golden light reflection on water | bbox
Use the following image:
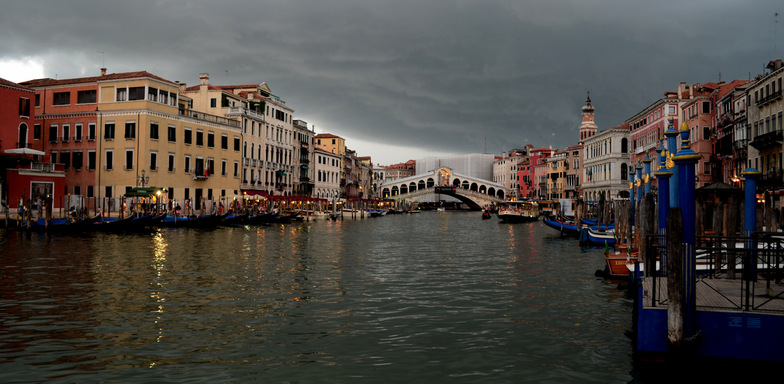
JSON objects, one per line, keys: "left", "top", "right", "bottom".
{"left": 150, "top": 232, "right": 168, "bottom": 345}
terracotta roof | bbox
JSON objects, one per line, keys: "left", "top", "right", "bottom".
{"left": 20, "top": 71, "right": 178, "bottom": 88}
{"left": 0, "top": 77, "right": 34, "bottom": 92}
{"left": 315, "top": 133, "right": 343, "bottom": 139}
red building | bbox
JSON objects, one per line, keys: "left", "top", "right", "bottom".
{"left": 518, "top": 146, "right": 555, "bottom": 199}
{"left": 1, "top": 77, "right": 65, "bottom": 210}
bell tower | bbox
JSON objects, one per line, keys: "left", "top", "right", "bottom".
{"left": 579, "top": 92, "right": 598, "bottom": 144}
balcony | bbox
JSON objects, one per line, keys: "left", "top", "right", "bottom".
{"left": 180, "top": 108, "right": 241, "bottom": 128}
{"left": 755, "top": 90, "right": 783, "bottom": 107}
{"left": 734, "top": 138, "right": 749, "bottom": 150}
{"left": 225, "top": 106, "right": 265, "bottom": 122}
{"left": 749, "top": 130, "right": 783, "bottom": 150}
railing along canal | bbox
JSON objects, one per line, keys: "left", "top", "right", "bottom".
{"left": 642, "top": 232, "right": 784, "bottom": 313}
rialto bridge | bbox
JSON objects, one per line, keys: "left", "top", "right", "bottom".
{"left": 379, "top": 167, "right": 506, "bottom": 209}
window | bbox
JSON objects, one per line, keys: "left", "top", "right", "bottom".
{"left": 53, "top": 92, "right": 70, "bottom": 105}
{"left": 704, "top": 161, "right": 710, "bottom": 175}
{"left": 61, "top": 124, "right": 70, "bottom": 142}
{"left": 105, "top": 122, "right": 115, "bottom": 139}
{"left": 196, "top": 130, "right": 204, "bottom": 146}
{"left": 116, "top": 88, "right": 127, "bottom": 101}
{"left": 703, "top": 127, "right": 710, "bottom": 140}
{"left": 87, "top": 150, "right": 96, "bottom": 170}
{"left": 87, "top": 185, "right": 94, "bottom": 198}
{"left": 61, "top": 151, "right": 70, "bottom": 170}
{"left": 125, "top": 149, "right": 134, "bottom": 170}
{"left": 88, "top": 123, "right": 96, "bottom": 141}
{"left": 105, "top": 150, "right": 113, "bottom": 170}
{"left": 168, "top": 125, "right": 176, "bottom": 142}
{"left": 75, "top": 123, "right": 82, "bottom": 142}
{"left": 207, "top": 132, "right": 215, "bottom": 148}
{"left": 234, "top": 136, "right": 240, "bottom": 151}
{"left": 51, "top": 151, "right": 58, "bottom": 165}
{"left": 124, "top": 121, "right": 136, "bottom": 139}
{"left": 73, "top": 151, "right": 83, "bottom": 171}
{"left": 184, "top": 128, "right": 192, "bottom": 144}
{"left": 159, "top": 90, "right": 168, "bottom": 105}
{"left": 34, "top": 124, "right": 41, "bottom": 140}
{"left": 210, "top": 98, "right": 217, "bottom": 108}
{"left": 184, "top": 155, "right": 191, "bottom": 174}
{"left": 49, "top": 124, "right": 58, "bottom": 143}
{"left": 168, "top": 153, "right": 175, "bottom": 172}
{"left": 147, "top": 87, "right": 157, "bottom": 102}
{"left": 233, "top": 161, "right": 239, "bottom": 177}
{"left": 77, "top": 90, "right": 96, "bottom": 104}
{"left": 221, "top": 159, "right": 227, "bottom": 176}
{"left": 105, "top": 186, "right": 112, "bottom": 198}
{"left": 35, "top": 94, "right": 40, "bottom": 107}
{"left": 128, "top": 86, "right": 145, "bottom": 101}
{"left": 150, "top": 122, "right": 159, "bottom": 139}
{"left": 19, "top": 97, "right": 30, "bottom": 117}
{"left": 150, "top": 151, "right": 158, "bottom": 171}
{"left": 221, "top": 134, "right": 228, "bottom": 149}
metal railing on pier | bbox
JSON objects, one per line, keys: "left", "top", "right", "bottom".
{"left": 642, "top": 233, "right": 784, "bottom": 314}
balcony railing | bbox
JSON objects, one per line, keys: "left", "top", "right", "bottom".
{"left": 756, "top": 90, "right": 783, "bottom": 107}
{"left": 749, "top": 130, "right": 783, "bottom": 150}
{"left": 225, "top": 106, "right": 265, "bottom": 122}
{"left": 180, "top": 108, "right": 241, "bottom": 127}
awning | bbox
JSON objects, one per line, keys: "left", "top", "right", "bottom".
{"left": 276, "top": 170, "right": 286, "bottom": 177}
{"left": 242, "top": 190, "right": 271, "bottom": 198}
{"left": 124, "top": 186, "right": 164, "bottom": 197}
{"left": 5, "top": 148, "right": 45, "bottom": 156}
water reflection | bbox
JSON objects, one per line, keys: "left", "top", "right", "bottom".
{"left": 0, "top": 213, "right": 634, "bottom": 383}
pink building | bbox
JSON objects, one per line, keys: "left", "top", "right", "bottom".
{"left": 518, "top": 146, "right": 555, "bottom": 199}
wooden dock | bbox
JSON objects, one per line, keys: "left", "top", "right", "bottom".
{"left": 642, "top": 276, "right": 784, "bottom": 313}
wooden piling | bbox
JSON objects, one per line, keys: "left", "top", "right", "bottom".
{"left": 666, "top": 207, "right": 684, "bottom": 351}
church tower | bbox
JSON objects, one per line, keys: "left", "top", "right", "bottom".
{"left": 579, "top": 93, "right": 598, "bottom": 144}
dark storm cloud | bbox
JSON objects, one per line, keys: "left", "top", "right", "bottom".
{"left": 1, "top": 0, "right": 780, "bottom": 163}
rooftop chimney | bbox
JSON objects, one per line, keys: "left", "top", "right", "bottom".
{"left": 199, "top": 73, "right": 209, "bottom": 85}
{"left": 100, "top": 68, "right": 107, "bottom": 76}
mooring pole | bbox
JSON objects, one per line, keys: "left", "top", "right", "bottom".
{"left": 741, "top": 168, "right": 760, "bottom": 311}
{"left": 671, "top": 121, "right": 701, "bottom": 355}
{"left": 655, "top": 143, "right": 672, "bottom": 276}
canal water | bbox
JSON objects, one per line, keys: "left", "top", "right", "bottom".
{"left": 1, "top": 211, "right": 643, "bottom": 383}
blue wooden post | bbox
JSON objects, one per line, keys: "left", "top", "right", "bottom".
{"left": 673, "top": 121, "right": 701, "bottom": 352}
{"left": 629, "top": 167, "right": 636, "bottom": 224}
{"left": 742, "top": 168, "right": 760, "bottom": 284}
{"left": 636, "top": 162, "right": 643, "bottom": 202}
{"left": 643, "top": 157, "right": 652, "bottom": 196}
{"left": 655, "top": 143, "right": 672, "bottom": 274}
{"left": 665, "top": 117, "right": 679, "bottom": 208}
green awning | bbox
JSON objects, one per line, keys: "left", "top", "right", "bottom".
{"left": 276, "top": 171, "right": 286, "bottom": 177}
{"left": 124, "top": 186, "right": 164, "bottom": 197}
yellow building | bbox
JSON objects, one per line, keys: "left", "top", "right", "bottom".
{"left": 95, "top": 71, "right": 242, "bottom": 204}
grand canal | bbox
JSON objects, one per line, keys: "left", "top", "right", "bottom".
{"left": 1, "top": 211, "right": 644, "bottom": 383}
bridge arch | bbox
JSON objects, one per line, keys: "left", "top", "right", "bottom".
{"left": 400, "top": 184, "right": 408, "bottom": 194}
{"left": 409, "top": 182, "right": 417, "bottom": 192}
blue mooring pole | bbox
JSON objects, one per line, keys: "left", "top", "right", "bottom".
{"left": 655, "top": 143, "right": 672, "bottom": 274}
{"left": 665, "top": 117, "right": 679, "bottom": 208}
{"left": 742, "top": 168, "right": 760, "bottom": 290}
{"left": 673, "top": 121, "right": 701, "bottom": 353}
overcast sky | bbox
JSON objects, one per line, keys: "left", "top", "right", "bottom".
{"left": 1, "top": 1, "right": 781, "bottom": 165}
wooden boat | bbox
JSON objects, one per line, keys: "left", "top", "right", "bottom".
{"left": 481, "top": 210, "right": 491, "bottom": 220}
{"left": 369, "top": 210, "right": 387, "bottom": 217}
{"left": 542, "top": 218, "right": 581, "bottom": 236}
{"left": 497, "top": 201, "right": 540, "bottom": 223}
{"left": 604, "top": 245, "right": 638, "bottom": 279}
{"left": 586, "top": 227, "right": 616, "bottom": 245}
{"left": 28, "top": 214, "right": 102, "bottom": 232}
{"left": 220, "top": 213, "right": 248, "bottom": 226}
{"left": 159, "top": 213, "right": 225, "bottom": 228}
{"left": 275, "top": 211, "right": 301, "bottom": 223}
{"left": 246, "top": 212, "right": 278, "bottom": 224}
{"left": 94, "top": 213, "right": 165, "bottom": 232}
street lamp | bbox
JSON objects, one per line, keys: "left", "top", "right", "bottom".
{"left": 138, "top": 169, "right": 149, "bottom": 187}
